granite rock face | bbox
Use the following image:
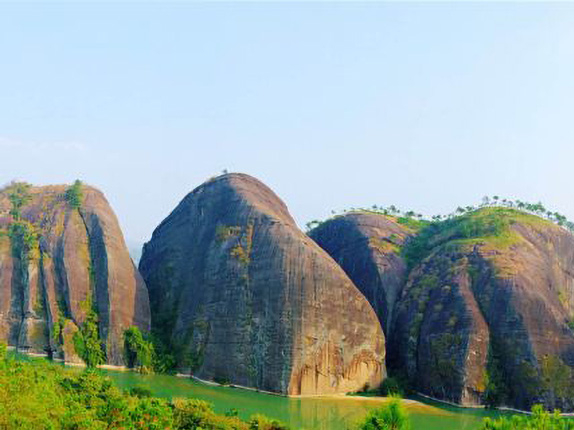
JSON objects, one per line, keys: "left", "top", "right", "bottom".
{"left": 139, "top": 173, "right": 385, "bottom": 395}
{"left": 309, "top": 213, "right": 414, "bottom": 336}
{"left": 0, "top": 183, "right": 150, "bottom": 365}
{"left": 391, "top": 210, "right": 574, "bottom": 410}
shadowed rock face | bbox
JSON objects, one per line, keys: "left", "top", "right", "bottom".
{"left": 309, "top": 213, "right": 414, "bottom": 336}
{"left": 391, "top": 210, "right": 574, "bottom": 411}
{"left": 0, "top": 184, "right": 150, "bottom": 365}
{"left": 140, "top": 173, "right": 385, "bottom": 395}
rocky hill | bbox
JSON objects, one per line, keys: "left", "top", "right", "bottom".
{"left": 391, "top": 207, "right": 574, "bottom": 410}
{"left": 309, "top": 206, "right": 574, "bottom": 411}
{"left": 0, "top": 181, "right": 150, "bottom": 366}
{"left": 309, "top": 212, "right": 415, "bottom": 335}
{"left": 139, "top": 173, "right": 385, "bottom": 395}
{"left": 4, "top": 173, "right": 573, "bottom": 410}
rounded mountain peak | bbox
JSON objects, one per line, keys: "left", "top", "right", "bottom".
{"left": 140, "top": 173, "right": 385, "bottom": 396}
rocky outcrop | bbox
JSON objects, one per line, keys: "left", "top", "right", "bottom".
{"left": 309, "top": 212, "right": 414, "bottom": 335}
{"left": 391, "top": 208, "right": 574, "bottom": 411}
{"left": 0, "top": 183, "right": 150, "bottom": 365}
{"left": 139, "top": 173, "right": 385, "bottom": 395}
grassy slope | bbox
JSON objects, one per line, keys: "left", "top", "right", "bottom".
{"left": 402, "top": 207, "right": 556, "bottom": 270}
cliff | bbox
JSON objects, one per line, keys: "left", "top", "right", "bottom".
{"left": 139, "top": 173, "right": 385, "bottom": 395}
{"left": 0, "top": 182, "right": 150, "bottom": 366}
{"left": 309, "top": 212, "right": 415, "bottom": 335}
{"left": 391, "top": 207, "right": 574, "bottom": 410}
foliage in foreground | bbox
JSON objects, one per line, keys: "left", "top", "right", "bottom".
{"left": 481, "top": 405, "right": 574, "bottom": 430}
{"left": 357, "top": 396, "right": 411, "bottom": 430}
{"left": 0, "top": 343, "right": 289, "bottom": 430}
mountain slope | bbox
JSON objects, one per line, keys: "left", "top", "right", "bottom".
{"left": 309, "top": 212, "right": 415, "bottom": 335}
{"left": 140, "top": 173, "right": 385, "bottom": 395}
{"left": 392, "top": 208, "right": 574, "bottom": 410}
{"left": 0, "top": 182, "right": 150, "bottom": 365}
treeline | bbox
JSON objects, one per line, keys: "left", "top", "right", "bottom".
{"left": 0, "top": 344, "right": 288, "bottom": 430}
{"left": 306, "top": 196, "right": 574, "bottom": 234}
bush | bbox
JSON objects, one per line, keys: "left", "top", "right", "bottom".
{"left": 0, "top": 345, "right": 290, "bottom": 430}
{"left": 248, "top": 414, "right": 289, "bottom": 430}
{"left": 6, "top": 181, "right": 32, "bottom": 220}
{"left": 378, "top": 377, "right": 405, "bottom": 397}
{"left": 124, "top": 326, "right": 155, "bottom": 374}
{"left": 65, "top": 179, "right": 84, "bottom": 209}
{"left": 358, "top": 396, "right": 411, "bottom": 430}
{"left": 73, "top": 309, "right": 106, "bottom": 368}
{"left": 481, "top": 404, "right": 574, "bottom": 429}
{"left": 8, "top": 220, "right": 38, "bottom": 260}
{"left": 172, "top": 398, "right": 249, "bottom": 430}
{"left": 129, "top": 386, "right": 154, "bottom": 398}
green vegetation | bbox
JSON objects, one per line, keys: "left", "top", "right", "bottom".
{"left": 151, "top": 338, "right": 178, "bottom": 374}
{"left": 480, "top": 405, "right": 574, "bottom": 429}
{"left": 124, "top": 326, "right": 156, "bottom": 374}
{"left": 403, "top": 207, "right": 519, "bottom": 269}
{"left": 426, "top": 333, "right": 462, "bottom": 396}
{"left": 483, "top": 336, "right": 542, "bottom": 409}
{"left": 215, "top": 224, "right": 254, "bottom": 266}
{"left": 541, "top": 355, "right": 574, "bottom": 400}
{"left": 129, "top": 386, "right": 154, "bottom": 398}
{"left": 3, "top": 181, "right": 39, "bottom": 262}
{"left": 231, "top": 224, "right": 254, "bottom": 266}
{"left": 52, "top": 315, "right": 66, "bottom": 345}
{"left": 305, "top": 205, "right": 429, "bottom": 233}
{"left": 357, "top": 396, "right": 411, "bottom": 430}
{"left": 73, "top": 304, "right": 106, "bottom": 368}
{"left": 377, "top": 376, "right": 408, "bottom": 397}
{"left": 65, "top": 179, "right": 84, "bottom": 209}
{"left": 4, "top": 181, "right": 32, "bottom": 220}
{"left": 8, "top": 220, "right": 38, "bottom": 260}
{"left": 0, "top": 343, "right": 290, "bottom": 430}
{"left": 216, "top": 225, "right": 242, "bottom": 243}
{"left": 307, "top": 196, "right": 574, "bottom": 243}
{"left": 483, "top": 341, "right": 508, "bottom": 408}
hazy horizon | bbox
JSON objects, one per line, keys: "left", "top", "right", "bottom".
{"left": 2, "top": 2, "right": 574, "bottom": 246}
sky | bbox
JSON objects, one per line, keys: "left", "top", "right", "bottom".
{"left": 1, "top": 2, "right": 574, "bottom": 248}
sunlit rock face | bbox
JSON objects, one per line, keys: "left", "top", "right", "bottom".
{"left": 309, "top": 212, "right": 414, "bottom": 336}
{"left": 0, "top": 184, "right": 150, "bottom": 365}
{"left": 140, "top": 173, "right": 385, "bottom": 395}
{"left": 391, "top": 210, "right": 574, "bottom": 411}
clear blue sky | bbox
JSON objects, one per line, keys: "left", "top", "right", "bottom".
{"left": 1, "top": 2, "right": 574, "bottom": 245}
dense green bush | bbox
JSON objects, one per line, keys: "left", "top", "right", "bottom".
{"left": 5, "top": 181, "right": 32, "bottom": 220}
{"left": 65, "top": 179, "right": 84, "bottom": 209}
{"left": 357, "top": 396, "right": 411, "bottom": 430}
{"left": 0, "top": 343, "right": 290, "bottom": 430}
{"left": 73, "top": 309, "right": 106, "bottom": 368}
{"left": 129, "top": 386, "right": 154, "bottom": 398}
{"left": 378, "top": 376, "right": 407, "bottom": 397}
{"left": 124, "top": 326, "right": 156, "bottom": 374}
{"left": 481, "top": 405, "right": 574, "bottom": 429}
{"left": 8, "top": 220, "right": 38, "bottom": 260}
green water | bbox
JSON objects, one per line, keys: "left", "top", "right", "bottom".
{"left": 102, "top": 370, "right": 504, "bottom": 430}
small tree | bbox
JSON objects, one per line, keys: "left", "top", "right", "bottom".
{"left": 358, "top": 396, "right": 411, "bottom": 430}
{"left": 65, "top": 179, "right": 84, "bottom": 209}
{"left": 6, "top": 181, "right": 32, "bottom": 220}
{"left": 73, "top": 307, "right": 105, "bottom": 368}
{"left": 124, "top": 326, "right": 155, "bottom": 373}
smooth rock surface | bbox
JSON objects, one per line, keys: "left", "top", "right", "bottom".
{"left": 309, "top": 212, "right": 414, "bottom": 335}
{"left": 140, "top": 173, "right": 385, "bottom": 395}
